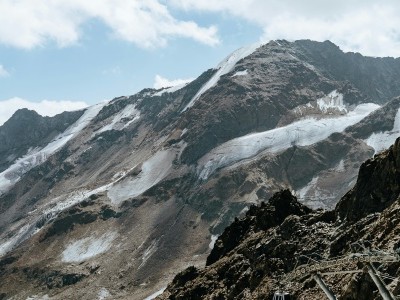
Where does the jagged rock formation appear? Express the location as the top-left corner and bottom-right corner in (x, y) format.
(159, 138), (400, 299)
(0, 40), (399, 299)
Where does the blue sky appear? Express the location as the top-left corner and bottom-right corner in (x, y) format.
(1, 0), (400, 124)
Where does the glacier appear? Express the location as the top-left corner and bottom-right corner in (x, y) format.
(198, 103), (380, 179)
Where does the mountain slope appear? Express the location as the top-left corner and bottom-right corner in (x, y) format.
(160, 138), (400, 299)
(0, 40), (399, 299)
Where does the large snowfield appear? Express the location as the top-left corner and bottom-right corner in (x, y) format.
(62, 232), (117, 263)
(107, 149), (176, 204)
(198, 102), (380, 179)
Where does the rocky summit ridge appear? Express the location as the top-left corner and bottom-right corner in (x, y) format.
(0, 40), (399, 299)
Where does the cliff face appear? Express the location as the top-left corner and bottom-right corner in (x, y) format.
(336, 136), (400, 222)
(160, 138), (400, 300)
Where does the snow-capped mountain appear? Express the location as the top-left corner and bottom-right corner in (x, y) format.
(0, 40), (400, 299)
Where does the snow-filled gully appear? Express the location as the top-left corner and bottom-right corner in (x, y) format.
(0, 102), (107, 196)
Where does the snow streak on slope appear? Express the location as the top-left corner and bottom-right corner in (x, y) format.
(198, 103), (380, 179)
(182, 43), (261, 112)
(0, 102), (107, 196)
(232, 70), (248, 77)
(0, 184), (113, 257)
(96, 104), (140, 134)
(365, 108), (400, 153)
(144, 287), (167, 300)
(154, 81), (191, 96)
(107, 149), (176, 204)
(62, 232), (117, 263)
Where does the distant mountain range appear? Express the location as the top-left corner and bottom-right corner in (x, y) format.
(0, 39), (399, 299)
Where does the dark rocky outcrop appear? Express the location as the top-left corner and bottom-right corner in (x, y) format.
(294, 40), (400, 104)
(336, 137), (400, 222)
(160, 138), (400, 300)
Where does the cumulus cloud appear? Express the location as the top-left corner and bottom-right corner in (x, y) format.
(0, 0), (219, 49)
(170, 0), (400, 57)
(0, 65), (9, 77)
(153, 74), (194, 89)
(0, 97), (88, 126)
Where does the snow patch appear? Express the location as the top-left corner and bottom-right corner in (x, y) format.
(0, 102), (106, 196)
(182, 43), (261, 112)
(144, 287), (167, 300)
(62, 232), (117, 263)
(26, 295), (50, 300)
(107, 149), (176, 204)
(198, 103), (379, 179)
(0, 183), (113, 257)
(365, 108), (400, 154)
(334, 159), (345, 172)
(139, 239), (159, 269)
(180, 128), (188, 137)
(316, 90), (347, 113)
(209, 235), (219, 250)
(95, 104), (140, 134)
(232, 69), (248, 77)
(97, 288), (111, 300)
(154, 81), (190, 96)
(0, 224), (35, 257)
(297, 177), (319, 200)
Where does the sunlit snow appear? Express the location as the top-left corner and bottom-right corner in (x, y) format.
(26, 295), (50, 300)
(297, 176), (319, 200)
(95, 104), (140, 134)
(97, 288), (111, 300)
(232, 69), (248, 77)
(365, 108), (400, 153)
(0, 184), (112, 257)
(316, 90), (347, 113)
(107, 149), (176, 204)
(62, 232), (117, 263)
(139, 239), (159, 269)
(0, 102), (107, 196)
(144, 287), (167, 300)
(154, 81), (191, 96)
(198, 103), (380, 179)
(209, 235), (219, 250)
(0, 223), (34, 257)
(182, 43), (261, 112)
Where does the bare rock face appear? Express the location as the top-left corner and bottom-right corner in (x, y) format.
(0, 108), (84, 172)
(336, 137), (400, 222)
(207, 190), (311, 266)
(160, 138), (400, 300)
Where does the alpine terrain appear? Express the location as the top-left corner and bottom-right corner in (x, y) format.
(0, 40), (399, 299)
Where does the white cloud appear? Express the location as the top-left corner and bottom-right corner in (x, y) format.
(0, 97), (88, 126)
(153, 74), (194, 89)
(0, 0), (219, 49)
(0, 65), (9, 77)
(170, 0), (400, 57)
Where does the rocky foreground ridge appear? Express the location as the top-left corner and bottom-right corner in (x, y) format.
(160, 137), (400, 299)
